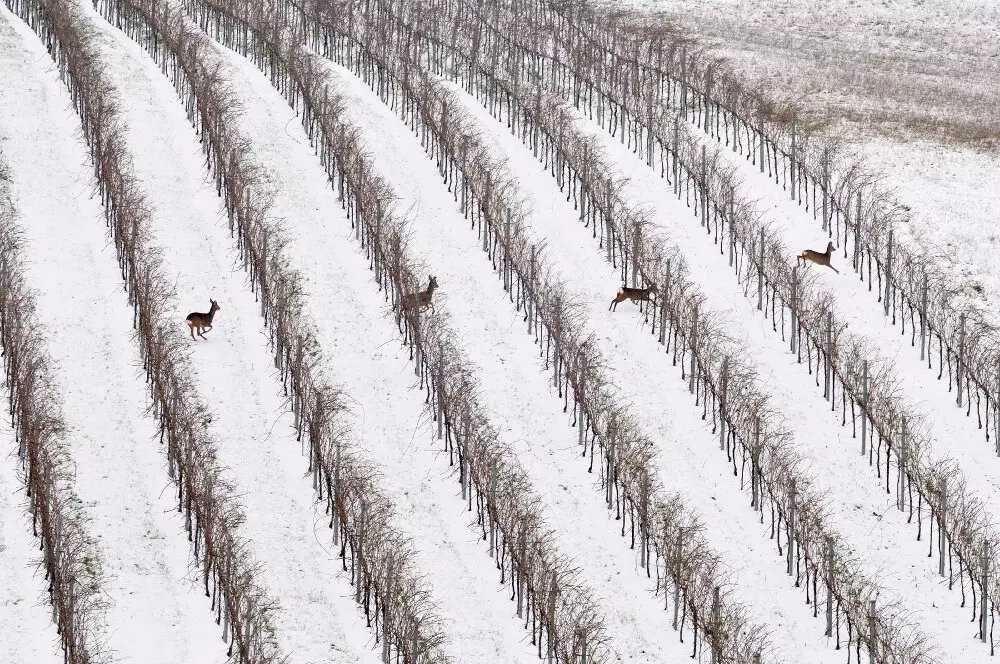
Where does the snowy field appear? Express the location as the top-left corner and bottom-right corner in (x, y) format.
(1, 0), (996, 662)
(637, 0), (1000, 311)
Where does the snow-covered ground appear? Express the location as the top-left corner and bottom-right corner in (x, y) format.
(3, 0), (996, 660)
(207, 41), (691, 662)
(0, 11), (224, 663)
(0, 428), (61, 664)
(638, 0), (999, 149)
(445, 75), (994, 661)
(859, 138), (1000, 319)
(74, 8), (402, 662)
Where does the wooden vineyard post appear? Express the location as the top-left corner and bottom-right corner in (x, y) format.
(822, 149), (830, 234)
(824, 311), (832, 400)
(826, 537), (834, 636)
(752, 416), (761, 510)
(920, 272), (928, 361)
(528, 244), (536, 335)
(720, 356), (729, 451)
(504, 209), (511, 292)
(673, 527), (683, 630)
(517, 515), (527, 618)
(861, 360), (869, 456)
(958, 314), (967, 408)
(758, 113), (765, 175)
(606, 180), (614, 263)
(791, 266), (798, 352)
(482, 175), (491, 254)
(356, 502), (367, 604)
(983, 541), (990, 643)
(579, 354), (587, 447)
(898, 418), (907, 512)
(996, 361), (1000, 456)
(701, 144), (708, 228)
(757, 227), (765, 310)
(436, 354), (444, 440)
(333, 438), (342, 546)
(632, 227), (640, 287)
(728, 188), (736, 267)
(869, 600), (877, 664)
(382, 557), (394, 663)
(607, 433), (616, 510)
(854, 192), (862, 273)
(489, 458), (497, 557)
(884, 230), (893, 317)
(640, 468), (649, 569)
(940, 478), (948, 576)
(689, 304), (698, 393)
(673, 117), (681, 196)
(658, 262), (670, 344)
(790, 120), (797, 201)
(710, 586), (720, 664)
(787, 480), (796, 576)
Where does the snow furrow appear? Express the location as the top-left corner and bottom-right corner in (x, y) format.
(559, 92), (992, 662)
(0, 430), (60, 664)
(81, 10), (387, 663)
(683, 108), (1000, 508)
(300, 54), (845, 663)
(1, 12), (224, 663)
(139, 29), (563, 661)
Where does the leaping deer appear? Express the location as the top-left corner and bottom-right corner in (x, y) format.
(609, 284), (658, 312)
(400, 276), (438, 315)
(186, 299), (221, 340)
(797, 241), (839, 274)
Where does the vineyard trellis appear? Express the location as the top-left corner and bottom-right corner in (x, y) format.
(0, 148), (108, 664)
(4, 0), (287, 661)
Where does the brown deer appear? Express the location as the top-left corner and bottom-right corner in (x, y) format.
(797, 241), (839, 274)
(186, 299), (221, 340)
(609, 284), (658, 311)
(400, 276), (438, 314)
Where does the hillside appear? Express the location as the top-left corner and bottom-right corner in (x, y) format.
(1, 0), (995, 663)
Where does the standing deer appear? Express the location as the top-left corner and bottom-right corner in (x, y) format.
(186, 299), (221, 340)
(609, 284), (658, 311)
(797, 241), (839, 274)
(400, 276), (438, 314)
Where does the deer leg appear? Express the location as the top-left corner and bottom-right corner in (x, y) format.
(188, 322), (197, 341)
(830, 265), (840, 274)
(197, 326), (207, 338)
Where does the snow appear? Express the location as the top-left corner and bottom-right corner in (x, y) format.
(857, 137), (1000, 319)
(2, 0), (997, 660)
(75, 8), (393, 663)
(557, 98), (995, 661)
(441, 77), (996, 662)
(0, 428), (61, 664)
(0, 9), (225, 663)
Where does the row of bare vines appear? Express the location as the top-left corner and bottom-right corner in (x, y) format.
(4, 0), (285, 661)
(443, 0), (1000, 456)
(466, 27), (1000, 655)
(293, 1), (972, 662)
(331, 0), (1000, 659)
(0, 151), (107, 663)
(182, 1), (621, 660)
(91, 0), (462, 660)
(196, 0), (929, 662)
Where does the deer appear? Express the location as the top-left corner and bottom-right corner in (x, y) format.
(186, 299), (221, 340)
(797, 241), (839, 274)
(609, 284), (658, 312)
(400, 276), (438, 315)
